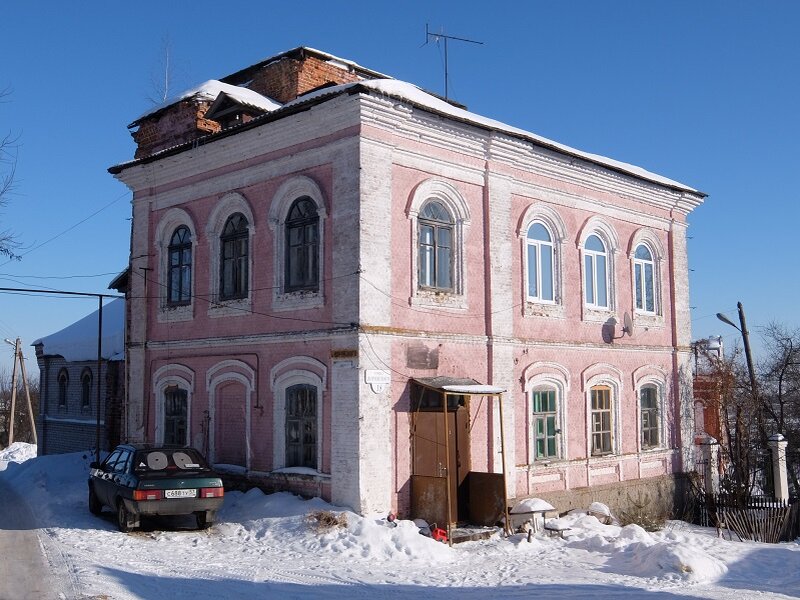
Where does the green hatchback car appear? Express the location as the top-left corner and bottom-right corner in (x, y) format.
(88, 444), (224, 532)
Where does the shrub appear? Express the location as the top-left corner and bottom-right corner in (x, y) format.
(618, 491), (668, 532)
(306, 510), (348, 533)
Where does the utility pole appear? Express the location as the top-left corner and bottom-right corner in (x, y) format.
(4, 337), (36, 447)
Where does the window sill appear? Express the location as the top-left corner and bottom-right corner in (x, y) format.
(272, 289), (324, 312)
(411, 290), (467, 311)
(158, 303), (193, 323)
(582, 306), (615, 323)
(270, 468), (331, 480)
(632, 313), (664, 328)
(208, 297), (252, 318)
(524, 301), (565, 319)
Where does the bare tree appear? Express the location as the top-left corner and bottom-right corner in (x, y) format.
(0, 86), (21, 260)
(759, 322), (800, 496)
(146, 35), (188, 106)
(696, 344), (768, 501)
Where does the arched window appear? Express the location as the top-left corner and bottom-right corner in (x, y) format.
(167, 226), (192, 305)
(634, 244), (655, 313)
(640, 384), (659, 449)
(164, 386), (188, 447)
(285, 384), (317, 469)
(418, 201), (454, 291)
(532, 387), (559, 459)
(285, 197), (319, 292)
(584, 235), (608, 308)
(81, 368), (92, 410)
(58, 369), (68, 408)
(590, 385), (613, 455)
(220, 213), (249, 300)
(526, 222), (555, 302)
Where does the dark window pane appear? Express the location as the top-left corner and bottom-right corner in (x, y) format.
(286, 384), (317, 469)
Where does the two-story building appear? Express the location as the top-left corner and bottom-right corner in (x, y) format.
(109, 47), (704, 523)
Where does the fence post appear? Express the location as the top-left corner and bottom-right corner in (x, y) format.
(768, 433), (789, 501)
(701, 435), (719, 494)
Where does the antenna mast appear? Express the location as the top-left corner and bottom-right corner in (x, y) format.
(425, 24), (483, 100)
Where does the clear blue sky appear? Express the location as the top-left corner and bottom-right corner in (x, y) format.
(1, 1), (798, 375)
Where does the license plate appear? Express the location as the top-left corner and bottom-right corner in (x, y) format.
(165, 488), (197, 499)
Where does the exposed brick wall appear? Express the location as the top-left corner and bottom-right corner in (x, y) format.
(132, 100), (220, 159)
(249, 55), (362, 103)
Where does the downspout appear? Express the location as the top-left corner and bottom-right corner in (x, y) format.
(481, 158), (495, 457)
(667, 202), (685, 472)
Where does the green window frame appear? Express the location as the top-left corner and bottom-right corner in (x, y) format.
(532, 388), (559, 459)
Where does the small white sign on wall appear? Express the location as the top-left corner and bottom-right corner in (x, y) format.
(364, 369), (391, 394)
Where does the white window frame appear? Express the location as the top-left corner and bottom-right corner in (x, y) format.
(633, 244), (656, 314)
(578, 219), (619, 321)
(268, 176), (327, 312)
(584, 235), (609, 309)
(628, 229), (665, 323)
(525, 222), (556, 304)
(518, 204), (566, 318)
(407, 179), (470, 310)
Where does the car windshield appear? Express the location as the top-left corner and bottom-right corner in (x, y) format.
(133, 449), (211, 473)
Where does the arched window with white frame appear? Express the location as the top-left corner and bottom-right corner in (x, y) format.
(418, 200), (454, 291)
(634, 244), (656, 314)
(526, 222), (555, 303)
(407, 179), (470, 308)
(584, 235), (609, 308)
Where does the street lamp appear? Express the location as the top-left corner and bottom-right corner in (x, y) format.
(716, 301), (759, 407)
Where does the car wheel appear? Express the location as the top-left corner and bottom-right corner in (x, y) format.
(117, 501), (133, 533)
(88, 486), (102, 515)
(196, 511), (214, 530)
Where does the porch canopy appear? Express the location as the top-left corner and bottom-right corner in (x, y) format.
(409, 377), (510, 542)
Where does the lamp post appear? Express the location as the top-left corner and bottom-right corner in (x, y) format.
(716, 302), (759, 407)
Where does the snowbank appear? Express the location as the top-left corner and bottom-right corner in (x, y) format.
(1, 451), (797, 599)
(0, 441), (37, 471)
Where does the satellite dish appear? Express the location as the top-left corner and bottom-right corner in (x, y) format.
(622, 312), (634, 337)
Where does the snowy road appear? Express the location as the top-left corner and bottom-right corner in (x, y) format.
(1, 444), (799, 600)
(0, 477), (61, 600)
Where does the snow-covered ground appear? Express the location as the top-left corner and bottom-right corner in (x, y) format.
(1, 443), (798, 599)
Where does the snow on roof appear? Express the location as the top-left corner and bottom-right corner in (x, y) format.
(286, 79), (699, 193)
(131, 80), (282, 126)
(32, 297), (125, 362)
(441, 384), (506, 395)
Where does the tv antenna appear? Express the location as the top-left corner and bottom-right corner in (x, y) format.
(424, 24), (483, 100)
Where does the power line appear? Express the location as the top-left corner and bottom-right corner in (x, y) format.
(0, 191), (129, 268)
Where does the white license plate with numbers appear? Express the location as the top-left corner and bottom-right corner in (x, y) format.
(165, 488), (196, 499)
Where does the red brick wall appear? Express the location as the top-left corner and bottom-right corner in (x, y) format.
(131, 53), (364, 158)
(132, 100), (220, 159)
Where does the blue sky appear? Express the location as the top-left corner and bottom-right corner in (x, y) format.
(1, 1), (798, 375)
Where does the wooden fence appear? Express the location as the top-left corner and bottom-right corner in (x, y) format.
(696, 493), (800, 543)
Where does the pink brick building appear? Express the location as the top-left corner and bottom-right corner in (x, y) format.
(110, 47), (705, 523)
